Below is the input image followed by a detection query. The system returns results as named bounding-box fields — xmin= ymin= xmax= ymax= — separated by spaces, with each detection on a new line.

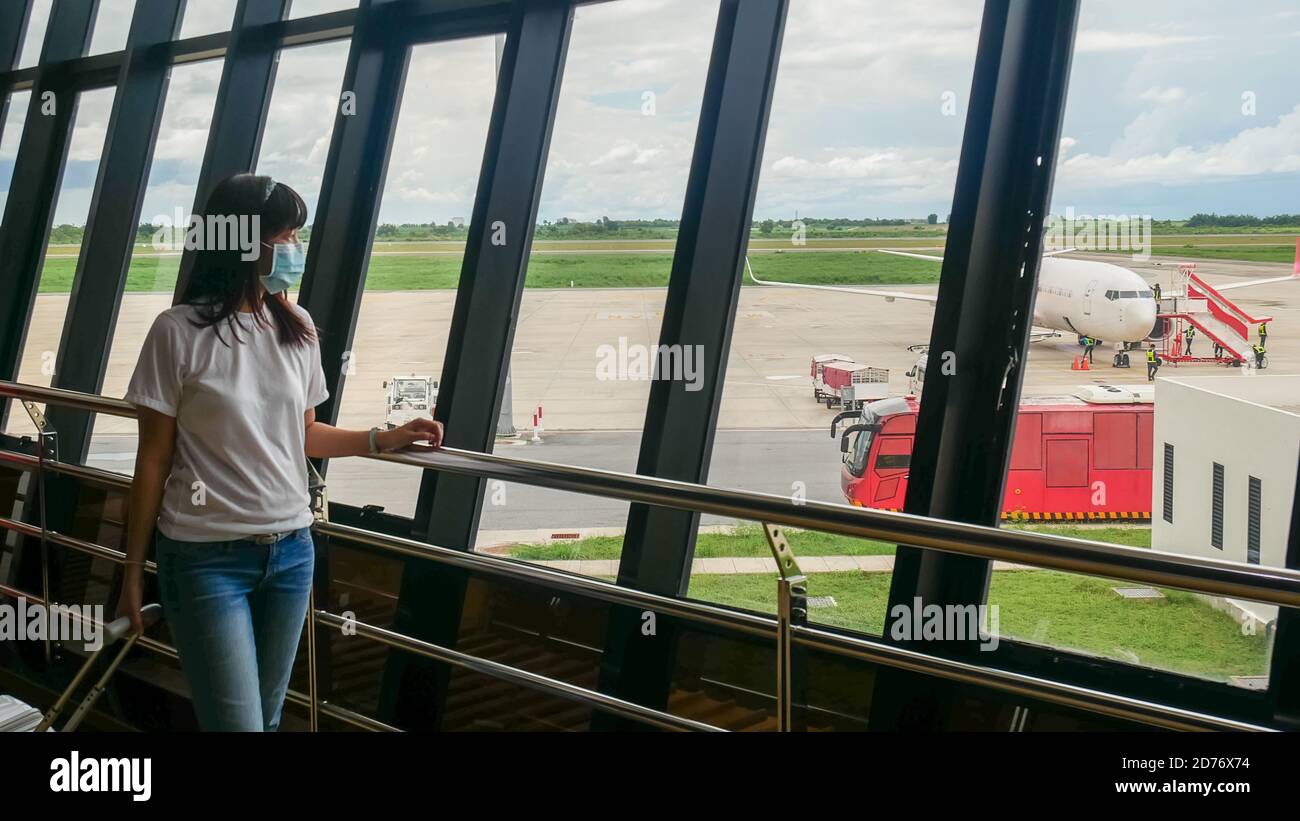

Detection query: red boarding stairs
xmin=1157 ymin=264 xmax=1270 ymax=366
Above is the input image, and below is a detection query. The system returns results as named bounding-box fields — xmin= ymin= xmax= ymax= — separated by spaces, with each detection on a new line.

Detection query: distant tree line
xmin=1184 ymin=213 xmax=1300 ymax=228
xmin=45 ymin=212 xmax=1294 ymax=247
xmin=534 ymin=216 xmax=679 ymax=238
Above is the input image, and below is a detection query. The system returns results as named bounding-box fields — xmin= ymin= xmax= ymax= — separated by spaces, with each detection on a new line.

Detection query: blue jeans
xmin=155 ymin=526 xmax=315 ymax=731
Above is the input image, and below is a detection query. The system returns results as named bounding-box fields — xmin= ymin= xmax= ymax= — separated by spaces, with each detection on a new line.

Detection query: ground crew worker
xmin=1213 ymin=340 xmax=1223 ymax=358
xmin=1082 ymin=336 xmax=1096 ymax=364
xmin=1259 ymin=322 xmax=1268 ymax=347
xmin=1152 ymin=282 xmax=1161 ymax=302
xmin=1254 ymin=343 xmax=1267 ymax=369
xmin=1184 ymin=324 xmax=1195 ymax=356
xmin=1146 ymin=346 xmax=1161 ymax=381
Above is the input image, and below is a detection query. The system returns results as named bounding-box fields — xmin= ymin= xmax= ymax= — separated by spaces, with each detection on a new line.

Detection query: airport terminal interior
xmin=1 ymin=0 xmax=1299 ymax=733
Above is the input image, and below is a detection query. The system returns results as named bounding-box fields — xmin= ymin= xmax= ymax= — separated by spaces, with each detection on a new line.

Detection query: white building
xmin=1152 ymin=374 xmax=1300 ymax=625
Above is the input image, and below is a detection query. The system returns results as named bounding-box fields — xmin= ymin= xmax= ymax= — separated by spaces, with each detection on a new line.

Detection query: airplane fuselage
xmin=1033 ymin=257 xmax=1158 ymax=343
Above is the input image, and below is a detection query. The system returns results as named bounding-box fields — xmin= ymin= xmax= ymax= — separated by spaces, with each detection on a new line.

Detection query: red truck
xmin=832 ymin=385 xmax=1154 ymax=520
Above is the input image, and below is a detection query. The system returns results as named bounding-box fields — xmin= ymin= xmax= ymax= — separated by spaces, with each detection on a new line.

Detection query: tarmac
xmin=6 ymin=250 xmax=1296 ymax=537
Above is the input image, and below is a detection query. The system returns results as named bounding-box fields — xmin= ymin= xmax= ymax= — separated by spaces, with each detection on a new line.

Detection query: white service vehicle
xmin=810 ymin=353 xmax=854 ymax=402
xmin=383 ymin=376 xmax=438 ymax=429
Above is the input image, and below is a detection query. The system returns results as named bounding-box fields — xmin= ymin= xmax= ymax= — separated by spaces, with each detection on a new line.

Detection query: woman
xmin=115 ymin=173 xmax=442 ymax=731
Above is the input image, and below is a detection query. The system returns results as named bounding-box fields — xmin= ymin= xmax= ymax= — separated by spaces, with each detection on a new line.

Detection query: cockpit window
xmin=1107 ymin=289 xmax=1154 ymax=300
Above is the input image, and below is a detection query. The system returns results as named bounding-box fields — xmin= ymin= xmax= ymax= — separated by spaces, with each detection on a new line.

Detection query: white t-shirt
xmin=124 ymin=302 xmax=329 ymax=542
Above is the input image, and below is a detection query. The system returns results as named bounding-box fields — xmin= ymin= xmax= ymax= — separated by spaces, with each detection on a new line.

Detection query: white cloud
xmin=1059 ymin=104 xmax=1300 ymax=187
xmin=11 ymin=0 xmax=1299 ymax=227
xmin=1138 ymin=87 xmax=1188 ymax=105
xmin=1075 ymin=31 xmax=1215 ymax=52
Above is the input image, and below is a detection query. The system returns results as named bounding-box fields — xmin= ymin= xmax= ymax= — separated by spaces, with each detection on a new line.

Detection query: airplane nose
xmin=1134 ymin=299 xmax=1159 ymax=340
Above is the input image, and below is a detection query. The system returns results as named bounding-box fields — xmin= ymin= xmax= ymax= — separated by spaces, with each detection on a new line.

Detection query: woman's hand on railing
xmin=376 ymin=417 xmax=444 ymax=452
xmin=115 ymin=570 xmax=145 ymax=635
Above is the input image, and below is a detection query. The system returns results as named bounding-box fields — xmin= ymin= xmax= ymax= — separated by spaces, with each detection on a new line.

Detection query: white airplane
xmin=746 ymin=244 xmax=1299 ymax=366
xmin=748 ymin=248 xmax=1157 ymax=346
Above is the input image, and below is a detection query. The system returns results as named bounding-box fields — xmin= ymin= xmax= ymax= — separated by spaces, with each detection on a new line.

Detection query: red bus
xmin=833 ymin=386 xmax=1154 ymax=520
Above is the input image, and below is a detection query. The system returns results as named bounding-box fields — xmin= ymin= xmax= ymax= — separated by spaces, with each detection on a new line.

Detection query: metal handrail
xmin=0 ymin=382 xmax=137 ymax=417
xmin=370 ymin=447 xmax=1300 ymax=608
xmin=310 ymin=610 xmax=722 ymax=732
xmin=4 ymin=378 xmax=1298 ymax=607
xmin=0 ymin=379 xmax=1290 ymax=731
xmin=0 ymin=487 xmax=1274 ymax=731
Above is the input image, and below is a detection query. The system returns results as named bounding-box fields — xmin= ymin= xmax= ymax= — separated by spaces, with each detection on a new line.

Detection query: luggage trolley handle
xmin=36 ymin=603 xmax=163 ymax=732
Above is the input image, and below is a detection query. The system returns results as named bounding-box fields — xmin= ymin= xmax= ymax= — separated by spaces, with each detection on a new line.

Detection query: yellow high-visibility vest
xmin=1146 ymin=350 xmax=1156 ymax=363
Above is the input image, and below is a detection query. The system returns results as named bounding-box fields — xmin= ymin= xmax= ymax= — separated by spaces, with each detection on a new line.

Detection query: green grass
xmin=506 ymin=522 xmax=1149 ymax=561
xmin=34 ymin=233 xmax=1293 ymax=294
xmin=985 ymin=570 xmax=1266 ymax=678
xmin=506 ymin=523 xmax=900 ymax=561
xmin=741 ymin=250 xmax=939 ymax=286
xmin=687 ymin=569 xmax=1267 ymax=681
xmin=689 ymin=571 xmax=897 ymax=634
xmin=1008 ymin=523 xmax=1151 ymax=548
xmin=348 ymin=249 xmax=940 ymax=291
xmin=1100 ymin=244 xmax=1296 ymax=264
xmin=527 ymin=522 xmax=1264 ymax=680
xmin=35 ymin=249 xmax=944 ymax=293
xmin=37 ymin=254 xmax=181 ymax=293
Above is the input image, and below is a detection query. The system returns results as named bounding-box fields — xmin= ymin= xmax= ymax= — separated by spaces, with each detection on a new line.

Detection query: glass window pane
xmin=87 ymin=59 xmax=225 ymax=472
xmin=989 ymin=0 xmax=1298 ymax=687
xmin=329 ymin=36 xmax=499 ymax=516
xmin=178 ymin=0 xmax=239 ymax=39
xmin=4 ymin=87 xmax=115 ymax=438
xmin=0 ymin=90 xmax=31 ymax=216
xmin=474 ymin=0 xmax=721 ymax=579
xmin=692 ymin=0 xmax=981 ymax=633
xmin=255 ymin=40 xmax=351 ymax=214
xmin=88 ymin=0 xmax=135 ymax=55
xmin=17 ymin=0 xmax=52 ymax=68
xmin=287 ymin=0 xmax=359 ymax=18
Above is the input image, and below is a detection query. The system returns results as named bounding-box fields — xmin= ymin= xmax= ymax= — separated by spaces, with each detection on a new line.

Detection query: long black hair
xmin=181 ymin=173 xmax=315 ymax=346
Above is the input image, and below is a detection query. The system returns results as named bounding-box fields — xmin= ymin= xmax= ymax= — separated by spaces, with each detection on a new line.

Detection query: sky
xmin=0 ymin=0 xmax=1297 ymax=228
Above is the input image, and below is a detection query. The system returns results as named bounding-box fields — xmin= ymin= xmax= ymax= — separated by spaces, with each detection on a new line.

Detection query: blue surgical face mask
xmin=260 ymin=240 xmax=305 ymax=294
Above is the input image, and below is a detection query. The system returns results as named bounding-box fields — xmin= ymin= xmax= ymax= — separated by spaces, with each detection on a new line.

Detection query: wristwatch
xmin=368 ymin=426 xmax=382 ymax=454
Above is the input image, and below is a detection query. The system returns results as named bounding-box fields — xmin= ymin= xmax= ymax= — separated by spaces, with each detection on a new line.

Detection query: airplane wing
xmin=878 ymin=247 xmax=1077 ymax=261
xmin=1210 ymin=272 xmax=1300 ymax=292
xmin=1177 ymin=238 xmax=1299 ymax=292
xmin=876 ymin=249 xmax=944 ymax=263
xmin=747 ymin=255 xmax=1066 ymax=342
xmin=876 ymin=250 xmax=1061 ymax=340
xmin=745 ymin=256 xmax=938 ymax=304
